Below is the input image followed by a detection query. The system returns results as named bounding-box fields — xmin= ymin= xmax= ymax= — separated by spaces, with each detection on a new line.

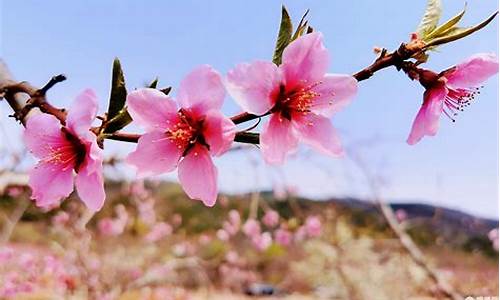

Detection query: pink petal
xmin=126 ymin=131 xmax=182 ymax=177
xmin=292 ymin=113 xmax=344 ymax=157
xmin=74 ymin=138 xmax=105 ymax=211
xmin=24 ymin=114 xmax=65 ymax=159
xmin=75 ymin=167 xmax=105 ymax=211
xmin=66 ymin=89 xmax=98 ymax=138
xmin=177 ymin=65 xmax=225 ymax=114
xmin=281 ymin=32 xmax=329 ymax=88
xmin=202 ymin=110 xmax=236 ymax=156
xmin=178 ymin=144 xmax=218 ymax=207
xmin=80 ymin=138 xmax=103 ymax=174
xmin=310 ymin=74 xmax=358 ymax=117
xmin=28 ymin=161 xmax=74 ymax=208
xmin=260 ymin=114 xmax=298 ymax=165
xmin=127 ymin=88 xmax=178 ymax=131
xmin=445 ymin=53 xmax=499 ymax=89
xmin=225 ymin=61 xmax=281 ymax=115
xmin=407 ymin=86 xmax=447 ymax=145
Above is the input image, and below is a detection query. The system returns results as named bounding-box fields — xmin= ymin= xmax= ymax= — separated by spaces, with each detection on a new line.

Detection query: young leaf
xmin=291 ymin=9 xmax=310 ymax=41
xmin=426 ymin=11 xmax=498 ymax=48
xmin=425 ymin=4 xmax=466 ymax=41
xmin=160 ymin=86 xmax=172 ymax=95
xmin=107 ymin=58 xmax=127 ymax=120
xmin=417 ymin=0 xmax=442 ymax=38
xmin=272 ymin=6 xmax=293 ymax=65
xmin=149 ymin=77 xmax=159 ymax=89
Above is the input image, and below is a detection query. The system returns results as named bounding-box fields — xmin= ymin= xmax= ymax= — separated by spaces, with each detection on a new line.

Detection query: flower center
xmin=442 ymin=86 xmax=482 ymax=122
xmin=44 ymin=127 xmax=87 ymax=172
xmin=165 ymin=108 xmax=208 ymax=155
xmin=273 ymin=81 xmax=322 ymax=120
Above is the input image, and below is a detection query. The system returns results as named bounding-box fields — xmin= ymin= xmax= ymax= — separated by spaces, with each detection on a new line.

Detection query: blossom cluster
xmin=21 ymin=30 xmax=498 ymax=211
xmin=216 ymin=209 xmax=322 ymax=251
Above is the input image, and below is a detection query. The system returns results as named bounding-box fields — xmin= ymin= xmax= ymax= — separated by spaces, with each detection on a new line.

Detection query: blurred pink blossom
xmin=216 ymin=229 xmax=230 ymax=241
xmin=262 ymin=210 xmax=279 ymax=228
xmin=52 ymin=211 xmax=70 ymax=226
xmin=98 ymin=205 xmax=128 ymax=236
xmin=305 ymin=216 xmax=322 ymax=238
xmin=242 ymin=219 xmax=261 ymax=238
xmin=488 ymin=228 xmax=499 ymax=251
xmin=274 ymin=228 xmax=292 ymax=246
xmin=172 ymin=213 xmax=183 ymax=227
xmin=252 ymin=232 xmax=272 ymax=251
xmin=145 ymin=222 xmax=173 ymax=242
xmin=395 ymin=209 xmax=408 ymax=223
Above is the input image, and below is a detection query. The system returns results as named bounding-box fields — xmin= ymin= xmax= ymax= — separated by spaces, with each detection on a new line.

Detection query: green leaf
xmin=149 ymin=77 xmax=159 ymax=89
xmin=426 ymin=11 xmax=498 ymax=48
xmin=291 ymin=9 xmax=310 ymax=41
xmin=272 ymin=5 xmax=293 ymax=65
xmin=425 ymin=3 xmax=466 ymax=41
xmin=107 ymin=58 xmax=127 ymax=120
xmin=103 ymin=108 xmax=133 ymax=133
xmin=417 ymin=0 xmax=442 ymax=37
xmin=160 ymin=86 xmax=172 ymax=95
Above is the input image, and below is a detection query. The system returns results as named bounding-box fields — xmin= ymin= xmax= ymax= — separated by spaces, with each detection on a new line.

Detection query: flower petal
xmin=66 ymin=89 xmax=98 ymax=138
xmin=178 ymin=144 xmax=218 ymax=207
xmin=310 ymin=74 xmax=358 ymax=117
xmin=75 ymin=166 xmax=105 ymax=211
xmin=126 ymin=131 xmax=182 ymax=177
xmin=444 ymin=53 xmax=499 ymax=88
xmin=28 ymin=161 xmax=74 ymax=208
xmin=202 ymin=110 xmax=236 ymax=156
xmin=177 ymin=65 xmax=225 ymax=114
xmin=281 ymin=32 xmax=329 ymax=88
xmin=127 ymin=88 xmax=178 ymax=131
xmin=260 ymin=114 xmax=298 ymax=165
xmin=292 ymin=113 xmax=344 ymax=157
xmin=81 ymin=138 xmax=103 ymax=174
xmin=407 ymin=86 xmax=447 ymax=145
xmin=24 ymin=113 xmax=66 ymax=159
xmin=225 ymin=61 xmax=281 ymax=115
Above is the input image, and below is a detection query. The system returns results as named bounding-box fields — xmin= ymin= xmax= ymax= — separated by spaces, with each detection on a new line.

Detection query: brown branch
xmin=1 ymin=39 xmax=425 ymax=143
xmin=106 ymin=131 xmax=260 ymax=145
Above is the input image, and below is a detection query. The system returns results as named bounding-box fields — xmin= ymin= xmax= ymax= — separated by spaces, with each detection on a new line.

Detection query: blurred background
xmin=0 ymin=0 xmax=498 ymax=299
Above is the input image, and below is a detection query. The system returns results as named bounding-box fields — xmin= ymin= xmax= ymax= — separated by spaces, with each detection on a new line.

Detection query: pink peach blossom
xmin=242 ymin=219 xmax=261 ymax=238
xmin=305 ymin=216 xmax=322 ymax=238
xmin=262 ymin=210 xmax=279 ymax=228
xmin=252 ymin=232 xmax=272 ymax=251
xmin=274 ymin=228 xmax=292 ymax=246
xmin=407 ymin=53 xmax=498 ymax=145
xmin=23 ymin=89 xmax=105 ymax=211
xmin=226 ymin=32 xmax=357 ymax=164
xmin=126 ymin=65 xmax=236 ymax=206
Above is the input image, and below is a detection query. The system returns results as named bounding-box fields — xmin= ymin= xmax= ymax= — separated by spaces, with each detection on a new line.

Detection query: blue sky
xmin=1 ymin=1 xmax=498 ymax=218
